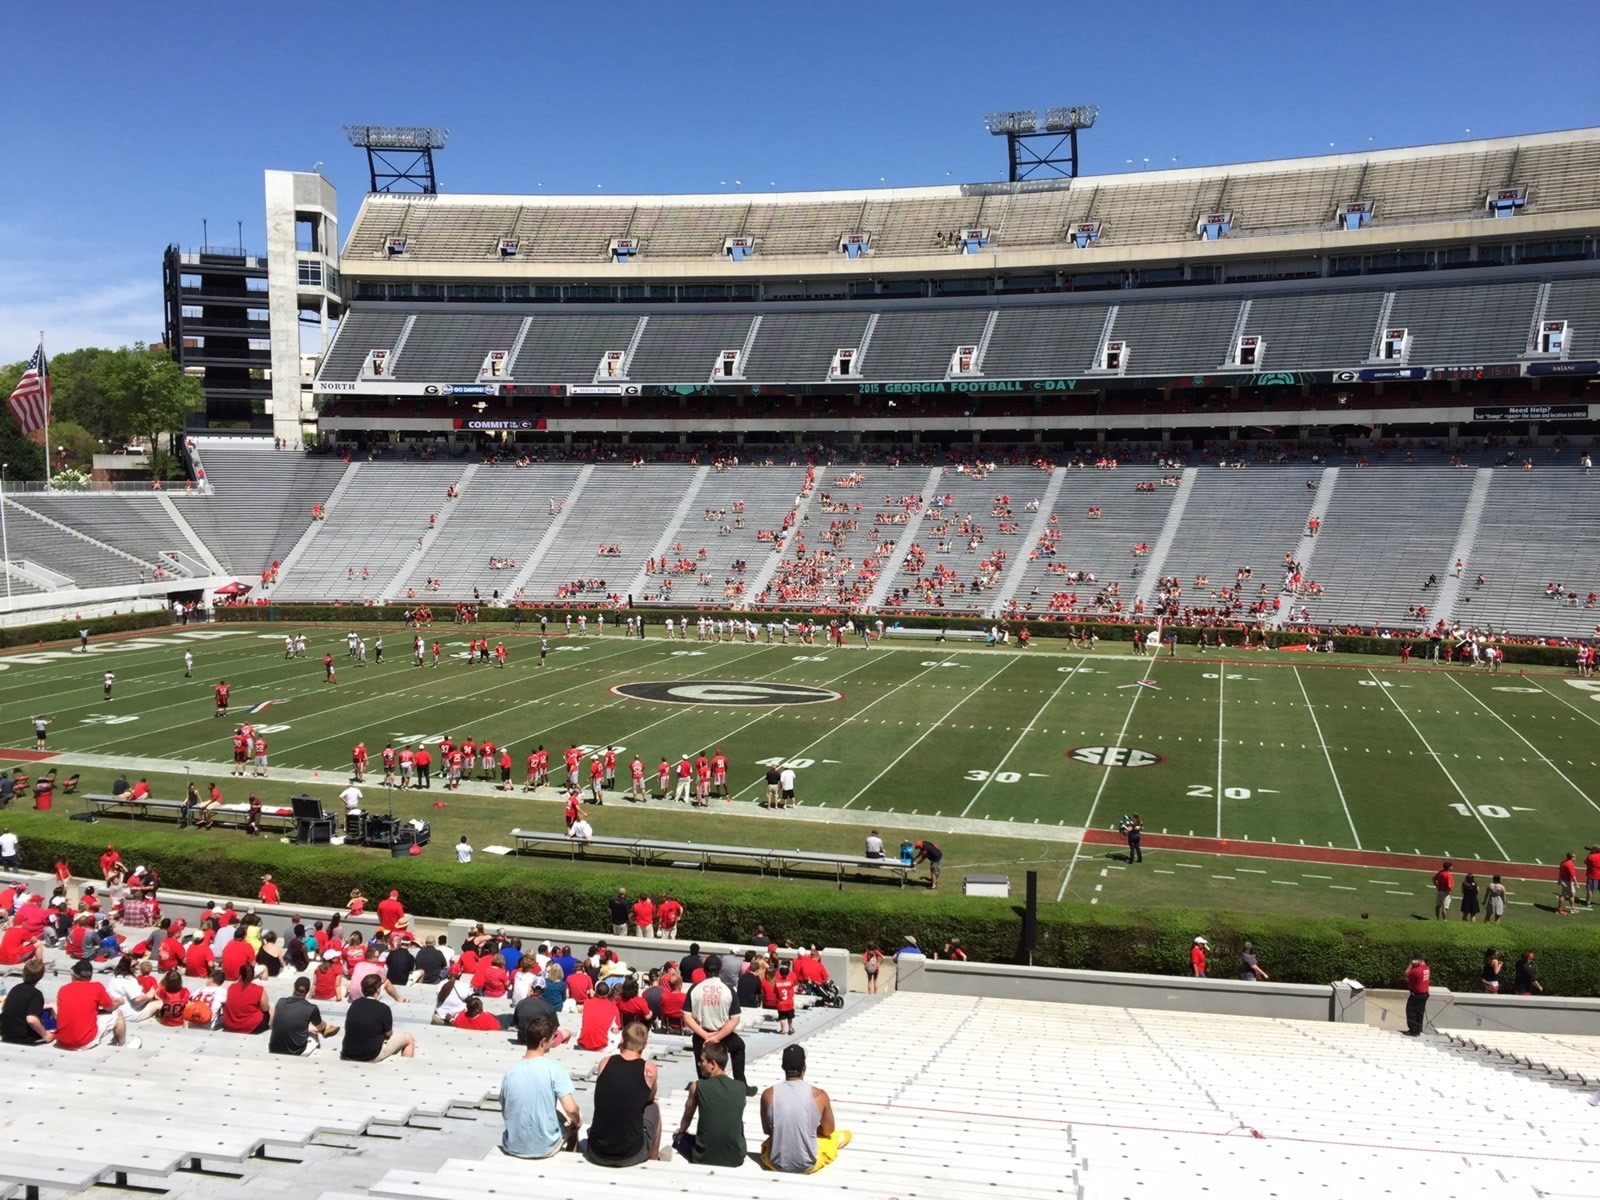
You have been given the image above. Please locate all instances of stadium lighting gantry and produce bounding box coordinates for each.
[344,125,451,194]
[984,106,1100,181]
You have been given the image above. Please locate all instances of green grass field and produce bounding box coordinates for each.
[4,621,1597,924]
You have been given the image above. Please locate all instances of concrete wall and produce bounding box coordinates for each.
[896,957,1334,1022]
[264,170,338,445]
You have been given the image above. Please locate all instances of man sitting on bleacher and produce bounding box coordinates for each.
[760,1044,849,1173]
[341,972,415,1062]
[269,976,338,1056]
[54,958,141,1051]
[499,1013,580,1160]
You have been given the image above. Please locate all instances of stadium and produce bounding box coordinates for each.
[2,104,1600,1199]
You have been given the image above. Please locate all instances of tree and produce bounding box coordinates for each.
[49,421,101,472]
[50,348,123,443]
[96,344,204,464]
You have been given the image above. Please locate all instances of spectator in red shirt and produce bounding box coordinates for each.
[1190,936,1208,977]
[1558,852,1579,916]
[656,894,683,940]
[616,976,653,1029]
[221,963,271,1034]
[377,890,406,933]
[1402,956,1430,1037]
[566,965,593,1006]
[184,929,217,979]
[155,970,191,1027]
[793,948,830,985]
[259,875,280,906]
[1431,861,1454,920]
[579,984,621,1051]
[631,895,656,939]
[55,959,138,1050]
[312,952,348,1002]
[1586,845,1600,906]
[0,923,38,965]
[480,955,510,999]
[99,845,121,883]
[220,933,257,983]
[454,996,503,1031]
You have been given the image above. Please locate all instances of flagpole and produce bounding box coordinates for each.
[0,463,12,612]
[38,332,50,493]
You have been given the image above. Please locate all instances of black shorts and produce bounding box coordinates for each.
[234,751,247,763]
[500,767,511,781]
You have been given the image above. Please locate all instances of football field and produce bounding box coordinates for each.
[3,621,1597,923]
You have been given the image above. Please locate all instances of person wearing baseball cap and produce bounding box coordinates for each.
[759,1043,851,1173]
[1190,936,1209,977]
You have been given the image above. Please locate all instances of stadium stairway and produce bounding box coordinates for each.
[1264,465,1339,628]
[381,464,479,599]
[1430,467,1494,627]
[1132,467,1196,607]
[741,472,818,607]
[625,464,712,600]
[268,462,358,591]
[156,491,228,576]
[991,466,1067,617]
[863,466,944,610]
[502,464,594,599]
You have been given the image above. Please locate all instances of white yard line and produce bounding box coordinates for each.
[958,656,1087,817]
[1214,666,1226,838]
[1365,668,1509,859]
[845,656,1019,810]
[1293,666,1362,848]
[1442,673,1600,816]
[726,655,960,802]
[1529,677,1600,730]
[1057,656,1159,901]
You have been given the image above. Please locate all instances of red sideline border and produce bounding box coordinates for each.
[1082,828,1558,882]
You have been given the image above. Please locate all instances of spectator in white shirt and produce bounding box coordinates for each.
[340,786,363,813]
[569,818,593,844]
[455,837,473,864]
[779,767,797,807]
[864,831,884,859]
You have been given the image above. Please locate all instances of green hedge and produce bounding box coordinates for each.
[0,609,174,649]
[8,812,1593,994]
[216,605,1575,667]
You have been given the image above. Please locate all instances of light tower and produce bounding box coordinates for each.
[983,107,1100,181]
[344,125,451,194]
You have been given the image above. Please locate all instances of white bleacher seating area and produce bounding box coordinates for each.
[282,462,465,602]
[517,465,685,602]
[759,465,893,610]
[176,440,348,578]
[1008,470,1177,620]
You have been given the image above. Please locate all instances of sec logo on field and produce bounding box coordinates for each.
[1067,745,1163,768]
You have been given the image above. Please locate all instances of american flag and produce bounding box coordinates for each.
[8,341,50,435]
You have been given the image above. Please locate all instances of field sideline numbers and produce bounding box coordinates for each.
[1200,673,1244,681]
[1450,802,1510,819]
[965,769,1021,783]
[1188,783,1253,800]
[756,757,814,770]
[81,713,136,726]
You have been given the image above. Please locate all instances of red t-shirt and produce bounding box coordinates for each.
[773,977,797,1013]
[215,685,229,705]
[54,980,114,1049]
[566,971,592,1005]
[454,1011,502,1031]
[1405,962,1430,995]
[1432,870,1453,893]
[0,925,35,964]
[1559,859,1578,884]
[184,942,215,978]
[1191,946,1207,975]
[617,995,652,1024]
[760,978,777,1008]
[659,989,686,1020]
[657,900,682,929]
[221,981,266,1032]
[156,986,190,1026]
[578,996,619,1050]
[377,898,404,930]
[480,965,509,998]
[631,900,655,927]
[259,882,280,906]
[221,938,256,982]
[1587,851,1600,882]
[156,936,184,973]
[312,962,344,1000]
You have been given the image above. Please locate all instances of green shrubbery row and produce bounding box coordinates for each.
[0,609,173,649]
[213,605,1576,668]
[10,813,1594,994]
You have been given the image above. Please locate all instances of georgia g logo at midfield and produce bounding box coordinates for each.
[611,681,842,706]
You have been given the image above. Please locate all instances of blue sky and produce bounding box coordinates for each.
[5,0,1597,353]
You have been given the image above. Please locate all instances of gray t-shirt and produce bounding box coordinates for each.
[718,955,742,993]
[500,1055,576,1158]
[1239,952,1259,982]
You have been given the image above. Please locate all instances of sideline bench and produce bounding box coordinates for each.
[510,828,914,889]
[85,792,295,834]
[883,626,990,643]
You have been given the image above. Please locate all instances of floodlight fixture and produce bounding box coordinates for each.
[344,125,451,193]
[344,125,451,150]
[984,105,1100,181]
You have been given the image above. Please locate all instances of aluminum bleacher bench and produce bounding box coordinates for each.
[85,792,295,833]
[882,626,989,642]
[510,828,913,889]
